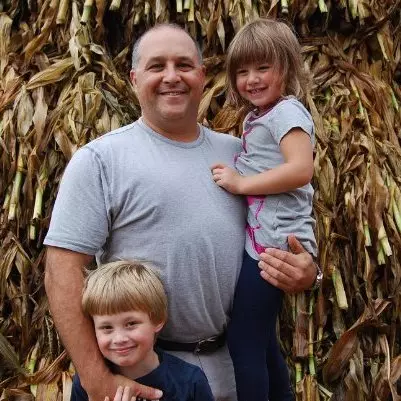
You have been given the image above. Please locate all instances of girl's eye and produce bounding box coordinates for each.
[236,69,248,76]
[259,65,271,71]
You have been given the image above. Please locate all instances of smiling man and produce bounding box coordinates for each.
[44,24,319,401]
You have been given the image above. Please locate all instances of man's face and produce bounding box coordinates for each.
[130,27,205,132]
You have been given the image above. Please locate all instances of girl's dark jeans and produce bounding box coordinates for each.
[227,251,295,401]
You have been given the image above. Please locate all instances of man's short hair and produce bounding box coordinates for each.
[131,23,203,69]
[82,260,168,325]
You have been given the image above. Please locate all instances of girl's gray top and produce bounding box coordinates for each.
[235,97,317,260]
[44,119,245,342]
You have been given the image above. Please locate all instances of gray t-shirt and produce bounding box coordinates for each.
[44,118,245,342]
[235,97,317,259]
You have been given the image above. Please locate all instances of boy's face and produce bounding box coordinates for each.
[93,310,164,373]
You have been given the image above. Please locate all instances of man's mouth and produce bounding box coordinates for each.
[159,90,187,96]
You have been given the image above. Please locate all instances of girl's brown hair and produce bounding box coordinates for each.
[226,18,309,108]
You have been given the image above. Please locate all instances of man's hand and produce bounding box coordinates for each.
[89,372,161,401]
[211,163,243,194]
[258,235,316,293]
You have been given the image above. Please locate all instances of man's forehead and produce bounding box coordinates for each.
[138,27,197,57]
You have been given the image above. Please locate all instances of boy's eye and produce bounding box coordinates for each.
[99,325,113,331]
[126,321,138,327]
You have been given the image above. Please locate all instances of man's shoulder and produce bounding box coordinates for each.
[83,120,142,150]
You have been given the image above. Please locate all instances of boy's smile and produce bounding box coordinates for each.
[93,310,164,379]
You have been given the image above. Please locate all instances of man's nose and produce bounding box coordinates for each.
[163,64,180,83]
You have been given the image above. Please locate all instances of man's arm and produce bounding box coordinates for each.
[258,235,318,293]
[45,246,163,401]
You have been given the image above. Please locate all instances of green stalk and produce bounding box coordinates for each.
[363,220,371,246]
[295,362,302,383]
[188,0,195,21]
[281,0,289,14]
[390,87,399,111]
[291,294,296,323]
[56,0,70,24]
[318,0,328,12]
[176,0,183,13]
[2,185,11,211]
[109,0,121,11]
[29,167,47,240]
[184,0,190,10]
[308,295,316,376]
[144,1,150,16]
[331,266,348,310]
[8,149,25,221]
[81,0,94,24]
[377,243,385,265]
[378,224,392,256]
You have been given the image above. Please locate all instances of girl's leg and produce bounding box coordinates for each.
[228,251,290,401]
[266,331,295,401]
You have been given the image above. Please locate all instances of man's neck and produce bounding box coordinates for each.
[142,116,199,143]
[117,349,160,380]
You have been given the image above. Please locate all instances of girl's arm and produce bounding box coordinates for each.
[211,128,313,195]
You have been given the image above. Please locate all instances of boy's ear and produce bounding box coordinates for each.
[154,320,165,334]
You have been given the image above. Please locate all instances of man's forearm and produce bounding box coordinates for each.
[45,247,109,391]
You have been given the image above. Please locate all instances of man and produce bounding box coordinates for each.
[44,24,319,401]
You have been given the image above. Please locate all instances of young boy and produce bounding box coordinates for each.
[70,261,214,401]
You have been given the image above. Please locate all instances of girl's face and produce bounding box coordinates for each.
[235,62,284,111]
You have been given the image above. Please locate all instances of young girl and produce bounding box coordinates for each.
[211,18,317,401]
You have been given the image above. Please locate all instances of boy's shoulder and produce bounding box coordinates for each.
[158,350,204,379]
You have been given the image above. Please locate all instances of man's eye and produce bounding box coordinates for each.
[178,63,192,70]
[149,64,163,70]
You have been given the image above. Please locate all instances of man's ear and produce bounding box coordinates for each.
[201,65,206,90]
[130,70,137,88]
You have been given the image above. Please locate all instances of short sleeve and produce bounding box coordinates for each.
[269,100,315,146]
[192,369,214,401]
[44,146,111,255]
[71,375,89,401]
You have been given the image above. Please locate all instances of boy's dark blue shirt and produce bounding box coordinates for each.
[71,349,214,401]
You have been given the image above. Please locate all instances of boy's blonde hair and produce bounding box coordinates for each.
[82,261,168,325]
[226,18,309,108]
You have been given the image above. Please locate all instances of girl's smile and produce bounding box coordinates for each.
[236,63,284,111]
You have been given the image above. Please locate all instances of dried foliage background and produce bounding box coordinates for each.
[1,0,401,400]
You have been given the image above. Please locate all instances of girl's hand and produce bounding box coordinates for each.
[211,163,243,194]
